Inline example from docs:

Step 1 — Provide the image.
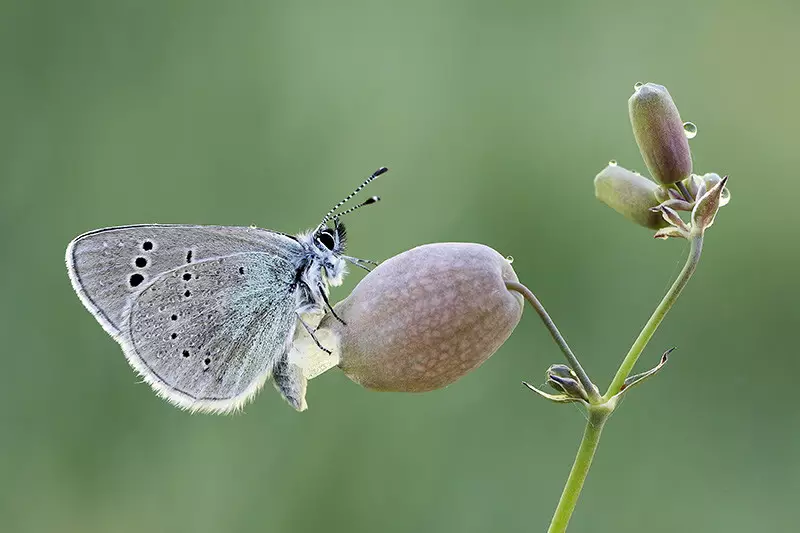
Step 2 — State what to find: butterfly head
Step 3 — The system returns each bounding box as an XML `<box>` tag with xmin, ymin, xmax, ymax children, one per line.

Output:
<box><xmin>309</xmin><ymin>219</ymin><xmax>348</xmax><ymax>286</ymax></box>
<box><xmin>305</xmin><ymin>166</ymin><xmax>388</xmax><ymax>288</ymax></box>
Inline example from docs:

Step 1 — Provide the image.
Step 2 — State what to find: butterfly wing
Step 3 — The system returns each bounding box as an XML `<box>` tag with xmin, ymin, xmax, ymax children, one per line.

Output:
<box><xmin>66</xmin><ymin>224</ymin><xmax>302</xmax><ymax>336</ymax></box>
<box><xmin>124</xmin><ymin>252</ymin><xmax>298</xmax><ymax>412</ymax></box>
<box><xmin>66</xmin><ymin>225</ymin><xmax>305</xmax><ymax>412</ymax></box>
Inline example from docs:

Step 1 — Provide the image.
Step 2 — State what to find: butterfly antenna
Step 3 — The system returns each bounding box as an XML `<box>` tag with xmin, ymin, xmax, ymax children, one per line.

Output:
<box><xmin>318</xmin><ymin>166</ymin><xmax>389</xmax><ymax>228</ymax></box>
<box><xmin>333</xmin><ymin>196</ymin><xmax>380</xmax><ymax>218</ymax></box>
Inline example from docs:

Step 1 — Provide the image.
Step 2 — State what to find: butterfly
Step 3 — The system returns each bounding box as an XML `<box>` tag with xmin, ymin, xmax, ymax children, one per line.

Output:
<box><xmin>65</xmin><ymin>167</ymin><xmax>387</xmax><ymax>413</ymax></box>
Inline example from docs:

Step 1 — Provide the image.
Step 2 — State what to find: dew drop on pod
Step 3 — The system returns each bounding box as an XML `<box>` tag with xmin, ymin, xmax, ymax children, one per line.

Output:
<box><xmin>286</xmin><ymin>243</ymin><xmax>523</xmax><ymax>408</ymax></box>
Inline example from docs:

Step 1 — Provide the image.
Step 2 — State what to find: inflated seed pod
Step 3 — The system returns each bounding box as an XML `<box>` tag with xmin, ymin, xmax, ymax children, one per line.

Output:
<box><xmin>320</xmin><ymin>243</ymin><xmax>523</xmax><ymax>392</ymax></box>
<box><xmin>594</xmin><ymin>163</ymin><xmax>669</xmax><ymax>229</ymax></box>
<box><xmin>629</xmin><ymin>83</ymin><xmax>693</xmax><ymax>185</ymax></box>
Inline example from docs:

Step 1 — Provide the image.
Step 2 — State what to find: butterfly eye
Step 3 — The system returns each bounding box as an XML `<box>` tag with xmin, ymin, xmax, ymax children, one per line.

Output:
<box><xmin>318</xmin><ymin>231</ymin><xmax>335</xmax><ymax>251</ymax></box>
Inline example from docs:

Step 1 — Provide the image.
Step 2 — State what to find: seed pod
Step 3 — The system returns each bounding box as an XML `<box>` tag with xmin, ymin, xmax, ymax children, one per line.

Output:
<box><xmin>594</xmin><ymin>163</ymin><xmax>668</xmax><ymax>229</ymax></box>
<box><xmin>321</xmin><ymin>243</ymin><xmax>523</xmax><ymax>392</ymax></box>
<box><xmin>629</xmin><ymin>83</ymin><xmax>693</xmax><ymax>185</ymax></box>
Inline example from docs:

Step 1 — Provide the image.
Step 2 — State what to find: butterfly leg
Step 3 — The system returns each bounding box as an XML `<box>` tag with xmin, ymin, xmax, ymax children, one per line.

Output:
<box><xmin>319</xmin><ymin>289</ymin><xmax>346</xmax><ymax>325</ymax></box>
<box><xmin>273</xmin><ymin>354</ymin><xmax>308</xmax><ymax>412</ymax></box>
<box><xmin>297</xmin><ymin>278</ymin><xmax>346</xmax><ymax>325</ymax></box>
<box><xmin>297</xmin><ymin>313</ymin><xmax>332</xmax><ymax>354</ymax></box>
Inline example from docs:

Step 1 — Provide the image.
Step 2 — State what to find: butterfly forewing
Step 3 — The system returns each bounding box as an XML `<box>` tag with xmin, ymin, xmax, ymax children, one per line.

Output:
<box><xmin>66</xmin><ymin>224</ymin><xmax>302</xmax><ymax>335</ymax></box>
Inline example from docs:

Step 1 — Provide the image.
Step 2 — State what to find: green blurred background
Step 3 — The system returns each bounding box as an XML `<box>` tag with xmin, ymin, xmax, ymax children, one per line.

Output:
<box><xmin>2</xmin><ymin>1</ymin><xmax>798</xmax><ymax>531</ymax></box>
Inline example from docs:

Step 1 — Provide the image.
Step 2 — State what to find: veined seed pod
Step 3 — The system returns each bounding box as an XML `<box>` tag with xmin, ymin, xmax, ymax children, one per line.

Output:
<box><xmin>319</xmin><ymin>243</ymin><xmax>523</xmax><ymax>392</ymax></box>
<box><xmin>594</xmin><ymin>163</ymin><xmax>669</xmax><ymax>229</ymax></box>
<box><xmin>629</xmin><ymin>83</ymin><xmax>693</xmax><ymax>185</ymax></box>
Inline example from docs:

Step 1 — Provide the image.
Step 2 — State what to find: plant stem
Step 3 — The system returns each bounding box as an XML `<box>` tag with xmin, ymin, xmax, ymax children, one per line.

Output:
<box><xmin>545</xmin><ymin>233</ymin><xmax>705</xmax><ymax>531</ymax></box>
<box><xmin>505</xmin><ymin>281</ymin><xmax>599</xmax><ymax>403</ymax></box>
<box><xmin>604</xmin><ymin>233</ymin><xmax>704</xmax><ymax>399</ymax></box>
<box><xmin>547</xmin><ymin>407</ymin><xmax>610</xmax><ymax>533</ymax></box>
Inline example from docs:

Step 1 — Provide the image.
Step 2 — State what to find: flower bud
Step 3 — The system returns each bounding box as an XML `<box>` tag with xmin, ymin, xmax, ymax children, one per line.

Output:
<box><xmin>594</xmin><ymin>163</ymin><xmax>668</xmax><ymax>229</ymax></box>
<box><xmin>321</xmin><ymin>243</ymin><xmax>523</xmax><ymax>392</ymax></box>
<box><xmin>629</xmin><ymin>83</ymin><xmax>693</xmax><ymax>185</ymax></box>
<box><xmin>545</xmin><ymin>367</ymin><xmax>586</xmax><ymax>400</ymax></box>
<box><xmin>546</xmin><ymin>364</ymin><xmax>576</xmax><ymax>380</ymax></box>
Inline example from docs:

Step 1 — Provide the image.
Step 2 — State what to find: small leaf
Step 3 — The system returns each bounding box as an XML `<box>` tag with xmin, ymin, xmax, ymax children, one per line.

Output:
<box><xmin>658</xmin><ymin>198</ymin><xmax>694</xmax><ymax>212</ymax></box>
<box><xmin>668</xmin><ymin>188</ymin><xmax>684</xmax><ymax>201</ymax></box>
<box><xmin>611</xmin><ymin>348</ymin><xmax>673</xmax><ymax>400</ymax></box>
<box><xmin>691</xmin><ymin>176</ymin><xmax>729</xmax><ymax>231</ymax></box>
<box><xmin>653</xmin><ymin>227</ymin><xmax>689</xmax><ymax>240</ymax></box>
<box><xmin>694</xmin><ymin>179</ymin><xmax>707</xmax><ymax>201</ymax></box>
<box><xmin>652</xmin><ymin>205</ymin><xmax>690</xmax><ymax>232</ymax></box>
<box><xmin>523</xmin><ymin>382</ymin><xmax>587</xmax><ymax>404</ymax></box>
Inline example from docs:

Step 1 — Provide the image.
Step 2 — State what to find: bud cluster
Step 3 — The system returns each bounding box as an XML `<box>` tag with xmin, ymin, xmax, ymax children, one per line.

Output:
<box><xmin>594</xmin><ymin>82</ymin><xmax>730</xmax><ymax>238</ymax></box>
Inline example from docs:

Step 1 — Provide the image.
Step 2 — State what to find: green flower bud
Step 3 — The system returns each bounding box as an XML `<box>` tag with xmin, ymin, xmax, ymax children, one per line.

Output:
<box><xmin>629</xmin><ymin>83</ymin><xmax>693</xmax><ymax>185</ymax></box>
<box><xmin>321</xmin><ymin>243</ymin><xmax>523</xmax><ymax>392</ymax></box>
<box><xmin>594</xmin><ymin>163</ymin><xmax>668</xmax><ymax>229</ymax></box>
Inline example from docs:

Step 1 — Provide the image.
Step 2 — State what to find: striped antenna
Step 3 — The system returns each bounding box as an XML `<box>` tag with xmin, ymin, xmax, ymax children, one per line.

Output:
<box><xmin>318</xmin><ymin>167</ymin><xmax>389</xmax><ymax>228</ymax></box>
<box><xmin>333</xmin><ymin>196</ymin><xmax>380</xmax><ymax>219</ymax></box>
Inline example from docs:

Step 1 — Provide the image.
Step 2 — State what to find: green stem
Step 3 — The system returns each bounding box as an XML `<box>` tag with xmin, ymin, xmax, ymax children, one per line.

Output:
<box><xmin>546</xmin><ymin>232</ymin><xmax>705</xmax><ymax>531</ymax></box>
<box><xmin>547</xmin><ymin>407</ymin><xmax>610</xmax><ymax>533</ymax></box>
<box><xmin>505</xmin><ymin>281</ymin><xmax>599</xmax><ymax>403</ymax></box>
<box><xmin>604</xmin><ymin>233</ymin><xmax>704</xmax><ymax>399</ymax></box>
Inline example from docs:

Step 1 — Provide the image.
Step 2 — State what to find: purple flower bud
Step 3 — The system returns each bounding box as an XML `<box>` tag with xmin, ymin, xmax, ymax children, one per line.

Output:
<box><xmin>546</xmin><ymin>364</ymin><xmax>589</xmax><ymax>402</ymax></box>
<box><xmin>629</xmin><ymin>83</ymin><xmax>693</xmax><ymax>185</ymax></box>
<box><xmin>322</xmin><ymin>243</ymin><xmax>523</xmax><ymax>392</ymax></box>
<box><xmin>594</xmin><ymin>163</ymin><xmax>669</xmax><ymax>229</ymax></box>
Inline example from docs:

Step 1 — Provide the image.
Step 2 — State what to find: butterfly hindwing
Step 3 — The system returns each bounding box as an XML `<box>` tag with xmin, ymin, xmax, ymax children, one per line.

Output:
<box><xmin>123</xmin><ymin>252</ymin><xmax>298</xmax><ymax>412</ymax></box>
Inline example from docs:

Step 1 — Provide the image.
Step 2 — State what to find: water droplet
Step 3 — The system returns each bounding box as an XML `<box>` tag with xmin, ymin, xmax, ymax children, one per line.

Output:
<box><xmin>505</xmin><ymin>255</ymin><xmax>514</xmax><ymax>264</ymax></box>
<box><xmin>683</xmin><ymin>121</ymin><xmax>697</xmax><ymax>139</ymax></box>
<box><xmin>608</xmin><ymin>159</ymin><xmax>617</xmax><ymax>166</ymax></box>
<box><xmin>634</xmin><ymin>82</ymin><xmax>643</xmax><ymax>90</ymax></box>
